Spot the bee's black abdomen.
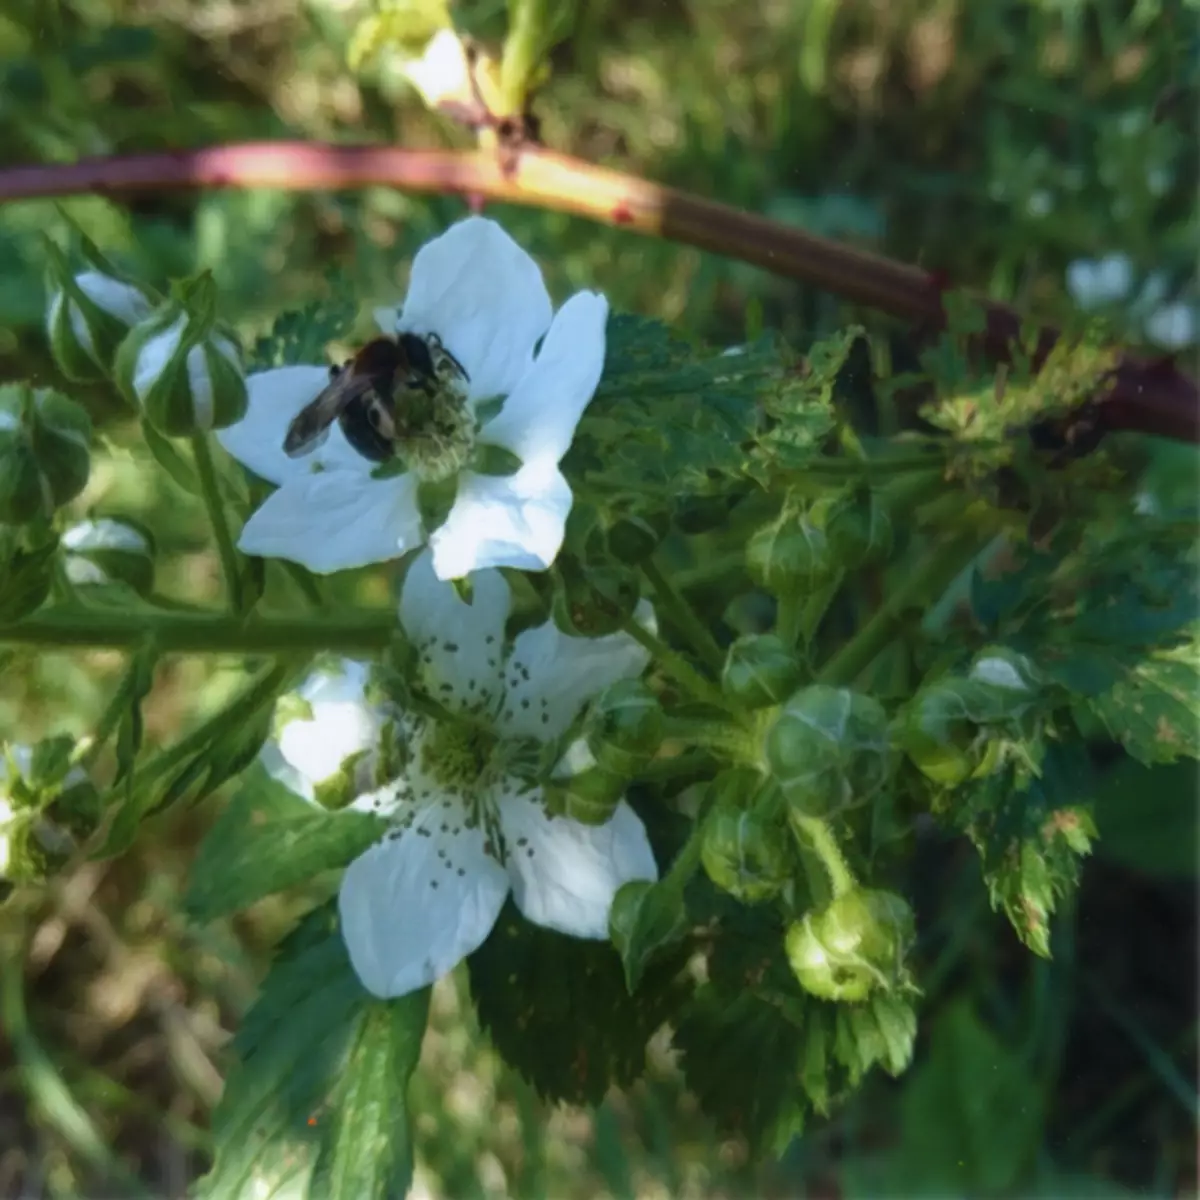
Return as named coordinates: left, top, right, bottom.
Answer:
left=339, top=395, right=394, bottom=462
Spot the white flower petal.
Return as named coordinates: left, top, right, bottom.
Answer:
left=338, top=796, right=509, bottom=998
left=498, top=790, right=657, bottom=938
left=1145, top=302, right=1197, bottom=350
left=398, top=218, right=553, bottom=400
left=499, top=601, right=654, bottom=742
left=399, top=550, right=510, bottom=711
left=479, top=291, right=609, bottom=466
left=237, top=469, right=422, bottom=573
left=76, top=271, right=152, bottom=327
left=429, top=463, right=572, bottom=581
left=403, top=28, right=472, bottom=111
left=278, top=662, right=380, bottom=789
left=216, top=366, right=370, bottom=486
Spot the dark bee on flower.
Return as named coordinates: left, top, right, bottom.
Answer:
left=283, top=332, right=468, bottom=463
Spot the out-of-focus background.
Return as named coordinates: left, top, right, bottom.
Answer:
left=0, top=1, right=1197, bottom=1196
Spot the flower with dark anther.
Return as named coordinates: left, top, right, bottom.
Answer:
left=327, top=551, right=657, bottom=1000
left=216, top=218, right=609, bottom=581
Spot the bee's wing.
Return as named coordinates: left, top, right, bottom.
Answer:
left=283, top=373, right=376, bottom=458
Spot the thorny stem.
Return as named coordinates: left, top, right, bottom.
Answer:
left=816, top=531, right=985, bottom=686
left=791, top=812, right=856, bottom=906
left=0, top=607, right=398, bottom=653
left=617, top=613, right=732, bottom=715
left=640, top=557, right=726, bottom=673
left=0, top=142, right=1193, bottom=444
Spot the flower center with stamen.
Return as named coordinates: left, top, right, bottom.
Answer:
left=391, top=358, right=474, bottom=484
left=419, top=717, right=498, bottom=794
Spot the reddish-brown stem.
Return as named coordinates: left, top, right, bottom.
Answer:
left=2, top=141, right=1195, bottom=442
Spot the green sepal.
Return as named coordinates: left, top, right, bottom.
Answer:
left=699, top=769, right=793, bottom=903
left=722, top=632, right=804, bottom=708
left=747, top=495, right=837, bottom=596
left=113, top=273, right=247, bottom=436
left=765, top=684, right=891, bottom=816
left=584, top=677, right=664, bottom=774
left=61, top=516, right=156, bottom=596
left=785, top=887, right=916, bottom=1002
left=43, top=239, right=153, bottom=381
left=0, top=385, right=91, bottom=523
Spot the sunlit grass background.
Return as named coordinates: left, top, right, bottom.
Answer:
left=0, top=0, right=1196, bottom=1196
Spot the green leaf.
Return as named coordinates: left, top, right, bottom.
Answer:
left=200, top=902, right=430, bottom=1200
left=468, top=900, right=687, bottom=1104
left=185, top=766, right=386, bottom=922
left=574, top=314, right=784, bottom=493
left=114, top=644, right=157, bottom=785
left=0, top=538, right=56, bottom=621
left=674, top=895, right=916, bottom=1150
left=947, top=744, right=1096, bottom=957
left=608, top=877, right=689, bottom=993
left=249, top=285, right=357, bottom=371
left=96, top=695, right=277, bottom=860
left=1089, top=643, right=1200, bottom=765
left=892, top=1000, right=1044, bottom=1194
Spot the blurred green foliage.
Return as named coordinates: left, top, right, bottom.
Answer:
left=0, top=0, right=1196, bottom=1197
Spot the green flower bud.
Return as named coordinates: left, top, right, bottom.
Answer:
left=821, top=488, right=893, bottom=569
left=0, top=385, right=91, bottom=524
left=46, top=266, right=153, bottom=382
left=765, top=685, right=890, bottom=815
left=62, top=517, right=156, bottom=596
left=114, top=275, right=246, bottom=436
left=896, top=668, right=1037, bottom=786
left=722, top=633, right=804, bottom=708
left=552, top=561, right=640, bottom=637
left=585, top=678, right=664, bottom=775
left=700, top=770, right=792, bottom=903
left=548, top=766, right=625, bottom=824
left=968, top=647, right=1040, bottom=695
left=747, top=502, right=836, bottom=595
left=606, top=511, right=670, bottom=564
left=785, top=887, right=915, bottom=1002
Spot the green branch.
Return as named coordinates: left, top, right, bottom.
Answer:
left=0, top=607, right=399, bottom=654
left=816, top=531, right=985, bottom=686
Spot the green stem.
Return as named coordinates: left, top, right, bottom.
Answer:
left=664, top=824, right=704, bottom=889
left=797, top=573, right=843, bottom=647
left=618, top=613, right=732, bottom=714
left=0, top=607, right=398, bottom=653
left=790, top=812, right=856, bottom=904
left=816, top=531, right=984, bottom=686
left=637, top=749, right=717, bottom=783
left=640, top=557, right=726, bottom=672
left=500, top=0, right=552, bottom=114
left=662, top=716, right=755, bottom=761
left=191, top=432, right=244, bottom=612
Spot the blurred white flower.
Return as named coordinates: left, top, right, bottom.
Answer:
left=262, top=659, right=381, bottom=802
left=218, top=218, right=609, bottom=581
left=336, top=551, right=658, bottom=999
left=1066, top=254, right=1134, bottom=310
left=1143, top=301, right=1197, bottom=351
